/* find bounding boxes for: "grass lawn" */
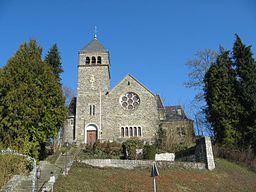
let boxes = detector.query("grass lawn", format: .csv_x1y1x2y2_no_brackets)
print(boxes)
45,150,61,164
54,159,256,192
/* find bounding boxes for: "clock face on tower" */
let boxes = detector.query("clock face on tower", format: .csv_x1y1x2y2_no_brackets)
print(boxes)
120,92,140,110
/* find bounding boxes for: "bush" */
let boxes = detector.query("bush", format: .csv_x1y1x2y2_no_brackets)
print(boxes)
94,141,122,157
213,144,256,171
80,144,110,159
0,155,32,188
122,138,143,160
143,144,156,160
78,141,122,159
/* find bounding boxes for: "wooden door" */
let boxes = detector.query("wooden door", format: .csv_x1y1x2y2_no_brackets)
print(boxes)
87,130,97,145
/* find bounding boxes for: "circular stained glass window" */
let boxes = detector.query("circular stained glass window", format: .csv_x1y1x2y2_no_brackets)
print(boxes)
120,92,140,110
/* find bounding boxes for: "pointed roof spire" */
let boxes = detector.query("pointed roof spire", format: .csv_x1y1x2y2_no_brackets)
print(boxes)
80,27,108,53
80,38,108,53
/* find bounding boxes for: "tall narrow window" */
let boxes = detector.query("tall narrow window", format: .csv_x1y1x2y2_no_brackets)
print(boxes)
70,119,74,126
97,56,101,64
177,127,186,137
121,127,124,137
138,127,142,136
89,105,96,116
93,105,95,115
134,127,137,136
85,57,90,64
130,127,133,137
89,105,92,115
125,127,128,136
92,56,96,64
181,127,185,137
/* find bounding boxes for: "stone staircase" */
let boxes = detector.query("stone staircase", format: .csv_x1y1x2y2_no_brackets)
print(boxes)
12,147,79,192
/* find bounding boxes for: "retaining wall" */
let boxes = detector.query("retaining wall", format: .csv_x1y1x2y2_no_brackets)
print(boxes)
175,136,215,170
77,159,205,170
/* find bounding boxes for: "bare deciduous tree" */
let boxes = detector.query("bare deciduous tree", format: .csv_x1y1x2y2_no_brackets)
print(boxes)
185,49,218,136
62,85,75,106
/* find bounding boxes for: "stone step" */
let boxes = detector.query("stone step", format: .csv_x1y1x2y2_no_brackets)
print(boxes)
12,147,79,192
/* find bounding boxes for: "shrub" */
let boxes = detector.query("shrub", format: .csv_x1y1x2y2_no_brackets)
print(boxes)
0,155,32,188
93,141,122,157
122,138,143,160
143,144,156,160
79,141,122,159
213,144,256,171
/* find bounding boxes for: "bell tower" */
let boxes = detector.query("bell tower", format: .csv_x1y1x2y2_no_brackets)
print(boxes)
75,36,110,144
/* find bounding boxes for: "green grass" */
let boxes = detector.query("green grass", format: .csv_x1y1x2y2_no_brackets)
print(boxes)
54,159,256,192
45,151,61,164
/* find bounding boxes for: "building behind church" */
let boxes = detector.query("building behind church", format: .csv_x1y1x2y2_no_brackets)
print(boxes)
63,37,195,147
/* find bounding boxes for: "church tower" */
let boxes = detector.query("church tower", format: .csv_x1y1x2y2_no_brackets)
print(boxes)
75,36,110,144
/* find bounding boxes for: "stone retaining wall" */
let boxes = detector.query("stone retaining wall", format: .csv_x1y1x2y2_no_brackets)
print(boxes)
0,172,33,192
175,137,215,170
0,175,23,192
77,159,205,170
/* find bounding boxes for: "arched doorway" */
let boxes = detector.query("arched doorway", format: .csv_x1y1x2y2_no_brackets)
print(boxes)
85,124,98,144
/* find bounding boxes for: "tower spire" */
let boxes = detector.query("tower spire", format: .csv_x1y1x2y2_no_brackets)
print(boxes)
94,26,97,39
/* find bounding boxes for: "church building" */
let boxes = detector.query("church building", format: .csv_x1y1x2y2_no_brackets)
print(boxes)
64,36,195,146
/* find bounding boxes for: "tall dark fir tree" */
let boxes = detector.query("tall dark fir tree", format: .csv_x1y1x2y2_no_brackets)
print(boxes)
233,35,256,151
45,44,63,83
204,48,241,147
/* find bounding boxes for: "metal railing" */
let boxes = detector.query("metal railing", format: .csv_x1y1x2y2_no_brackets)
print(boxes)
0,148,37,192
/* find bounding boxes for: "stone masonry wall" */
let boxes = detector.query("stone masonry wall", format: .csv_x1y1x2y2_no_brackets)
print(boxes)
77,159,205,170
63,116,75,143
175,137,215,170
76,64,110,144
160,120,195,147
204,137,215,170
102,75,160,143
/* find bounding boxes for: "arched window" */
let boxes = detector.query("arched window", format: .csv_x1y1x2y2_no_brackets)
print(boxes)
134,127,137,136
97,56,101,64
85,57,90,64
125,127,128,136
130,127,133,137
138,127,142,136
121,127,124,137
92,57,96,64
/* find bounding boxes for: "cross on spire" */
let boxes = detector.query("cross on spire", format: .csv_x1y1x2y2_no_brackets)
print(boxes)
94,26,97,39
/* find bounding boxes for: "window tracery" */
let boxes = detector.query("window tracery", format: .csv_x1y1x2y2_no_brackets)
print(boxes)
120,92,140,110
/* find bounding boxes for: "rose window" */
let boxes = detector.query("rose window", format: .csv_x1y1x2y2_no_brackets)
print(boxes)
120,92,140,110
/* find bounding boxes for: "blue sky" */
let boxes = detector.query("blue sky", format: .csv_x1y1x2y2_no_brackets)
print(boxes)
0,0,256,117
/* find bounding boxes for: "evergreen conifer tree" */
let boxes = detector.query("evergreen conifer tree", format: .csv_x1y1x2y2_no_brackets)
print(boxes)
0,40,66,159
204,48,242,147
44,44,63,83
233,35,256,151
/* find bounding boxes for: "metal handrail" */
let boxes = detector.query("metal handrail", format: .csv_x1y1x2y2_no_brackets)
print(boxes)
37,180,47,192
0,148,37,192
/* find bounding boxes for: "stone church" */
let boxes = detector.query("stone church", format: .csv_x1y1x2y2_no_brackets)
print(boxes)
64,36,194,145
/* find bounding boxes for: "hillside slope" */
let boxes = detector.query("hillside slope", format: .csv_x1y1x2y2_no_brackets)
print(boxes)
55,159,256,192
